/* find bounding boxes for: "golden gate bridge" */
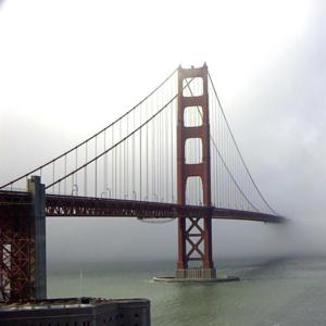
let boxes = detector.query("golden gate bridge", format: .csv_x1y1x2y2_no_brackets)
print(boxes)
0,64,285,302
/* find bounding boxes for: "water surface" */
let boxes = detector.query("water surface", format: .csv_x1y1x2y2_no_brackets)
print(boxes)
48,257,326,325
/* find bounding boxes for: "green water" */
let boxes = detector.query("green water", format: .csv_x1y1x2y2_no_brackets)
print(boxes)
48,257,326,325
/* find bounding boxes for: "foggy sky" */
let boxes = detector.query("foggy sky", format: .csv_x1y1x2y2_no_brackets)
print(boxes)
0,0,326,265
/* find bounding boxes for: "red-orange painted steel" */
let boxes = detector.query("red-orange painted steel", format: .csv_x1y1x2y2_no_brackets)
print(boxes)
0,191,285,222
0,192,36,302
176,64,214,272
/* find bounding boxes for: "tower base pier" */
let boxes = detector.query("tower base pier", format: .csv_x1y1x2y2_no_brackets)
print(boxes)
153,274,239,283
176,268,216,280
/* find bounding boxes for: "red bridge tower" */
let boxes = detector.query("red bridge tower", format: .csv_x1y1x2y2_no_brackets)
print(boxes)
176,64,216,279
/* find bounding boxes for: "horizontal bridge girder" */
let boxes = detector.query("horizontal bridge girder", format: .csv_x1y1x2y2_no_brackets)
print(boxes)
183,126,204,139
179,66,206,78
0,191,286,223
184,163,204,177
182,96,205,108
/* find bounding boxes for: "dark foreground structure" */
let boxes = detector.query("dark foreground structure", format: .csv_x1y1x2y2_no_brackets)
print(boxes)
0,297,150,326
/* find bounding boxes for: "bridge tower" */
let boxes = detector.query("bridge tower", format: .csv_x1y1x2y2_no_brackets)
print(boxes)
176,64,216,279
0,176,46,302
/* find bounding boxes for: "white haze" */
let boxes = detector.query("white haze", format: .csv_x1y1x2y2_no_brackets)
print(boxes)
0,0,326,265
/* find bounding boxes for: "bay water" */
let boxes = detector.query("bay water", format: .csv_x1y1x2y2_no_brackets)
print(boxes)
48,256,326,325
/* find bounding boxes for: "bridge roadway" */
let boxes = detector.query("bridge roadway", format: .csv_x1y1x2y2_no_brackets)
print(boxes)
0,190,285,223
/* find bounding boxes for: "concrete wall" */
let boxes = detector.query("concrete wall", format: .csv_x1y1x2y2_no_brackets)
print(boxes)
0,298,150,326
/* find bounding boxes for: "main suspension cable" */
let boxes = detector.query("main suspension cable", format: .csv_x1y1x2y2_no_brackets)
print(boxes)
208,72,277,214
0,67,178,190
45,93,179,190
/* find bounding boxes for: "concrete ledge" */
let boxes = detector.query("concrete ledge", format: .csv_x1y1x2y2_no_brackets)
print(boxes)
153,275,240,283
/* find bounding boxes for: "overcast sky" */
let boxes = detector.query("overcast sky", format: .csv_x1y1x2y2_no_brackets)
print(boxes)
1,0,326,265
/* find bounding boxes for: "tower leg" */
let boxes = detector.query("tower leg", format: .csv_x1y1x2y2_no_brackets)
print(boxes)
176,64,216,280
176,215,216,280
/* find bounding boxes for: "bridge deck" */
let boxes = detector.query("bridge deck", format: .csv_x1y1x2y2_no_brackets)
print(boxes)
0,190,285,223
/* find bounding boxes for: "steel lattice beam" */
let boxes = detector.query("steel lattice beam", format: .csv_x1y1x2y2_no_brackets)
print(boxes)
0,177,46,303
0,190,285,222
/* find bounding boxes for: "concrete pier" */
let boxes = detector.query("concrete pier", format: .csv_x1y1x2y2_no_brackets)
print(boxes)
154,267,239,283
176,268,217,280
153,275,240,283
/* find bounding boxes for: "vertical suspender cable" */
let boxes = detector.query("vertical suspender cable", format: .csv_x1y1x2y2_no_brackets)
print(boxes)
112,125,115,198
95,136,98,198
75,148,78,192
126,114,129,198
104,130,107,197
139,109,142,201
132,111,135,198
171,96,174,203
52,162,55,194
64,154,67,195
85,142,88,196
146,100,149,200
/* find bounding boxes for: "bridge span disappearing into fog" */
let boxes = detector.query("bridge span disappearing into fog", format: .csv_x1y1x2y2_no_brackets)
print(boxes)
0,64,285,302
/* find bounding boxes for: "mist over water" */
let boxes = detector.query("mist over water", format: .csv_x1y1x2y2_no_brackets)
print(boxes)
45,217,326,266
